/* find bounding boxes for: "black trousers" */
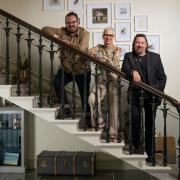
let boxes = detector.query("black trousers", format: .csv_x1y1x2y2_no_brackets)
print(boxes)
54,69,91,109
130,90,157,156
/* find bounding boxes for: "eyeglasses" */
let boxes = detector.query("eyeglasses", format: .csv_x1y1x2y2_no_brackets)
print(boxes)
103,34,114,38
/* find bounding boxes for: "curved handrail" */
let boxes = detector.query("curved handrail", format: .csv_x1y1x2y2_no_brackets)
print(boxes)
0,8,179,108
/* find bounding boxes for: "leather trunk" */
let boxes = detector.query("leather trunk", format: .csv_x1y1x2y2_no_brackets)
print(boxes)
56,151,77,176
75,151,96,176
37,151,59,175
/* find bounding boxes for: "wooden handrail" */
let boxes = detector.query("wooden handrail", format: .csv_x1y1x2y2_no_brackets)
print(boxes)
0,8,179,108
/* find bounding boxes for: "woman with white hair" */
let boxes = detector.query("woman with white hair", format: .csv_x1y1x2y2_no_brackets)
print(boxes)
88,27,121,143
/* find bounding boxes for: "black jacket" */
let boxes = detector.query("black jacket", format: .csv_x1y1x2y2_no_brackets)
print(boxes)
121,51,167,92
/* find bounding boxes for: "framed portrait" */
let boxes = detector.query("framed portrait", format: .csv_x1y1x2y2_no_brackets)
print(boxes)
115,22,131,42
115,3,131,20
67,0,84,11
116,44,130,60
93,32,103,47
74,12,84,27
43,0,65,11
146,35,160,54
134,15,148,32
86,3,112,29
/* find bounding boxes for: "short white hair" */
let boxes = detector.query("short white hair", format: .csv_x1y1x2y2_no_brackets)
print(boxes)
102,27,115,36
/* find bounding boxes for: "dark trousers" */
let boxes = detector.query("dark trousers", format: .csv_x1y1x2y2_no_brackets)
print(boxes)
131,91,157,156
54,69,91,122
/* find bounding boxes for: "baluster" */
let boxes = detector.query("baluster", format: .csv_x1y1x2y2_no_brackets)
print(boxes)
117,77,123,143
177,104,180,179
128,90,133,154
15,24,23,96
161,100,168,166
104,71,110,143
82,60,88,131
151,94,156,166
94,65,99,131
57,47,65,118
37,35,45,108
47,41,56,108
139,89,145,154
4,18,12,84
25,29,33,96
71,54,76,120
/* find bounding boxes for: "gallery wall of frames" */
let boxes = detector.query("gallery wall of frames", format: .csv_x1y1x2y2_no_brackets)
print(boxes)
43,0,160,60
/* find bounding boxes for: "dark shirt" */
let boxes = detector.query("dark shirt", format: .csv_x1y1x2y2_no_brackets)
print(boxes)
135,55,148,84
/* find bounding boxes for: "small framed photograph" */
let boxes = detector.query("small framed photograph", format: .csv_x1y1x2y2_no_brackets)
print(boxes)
115,22,131,42
134,15,148,32
68,0,84,11
115,3,131,20
75,12,84,27
93,32,103,47
43,0,65,11
146,35,160,54
86,3,112,29
116,44,130,60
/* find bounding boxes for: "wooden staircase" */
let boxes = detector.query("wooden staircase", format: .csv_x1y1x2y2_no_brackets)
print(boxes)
0,85,172,179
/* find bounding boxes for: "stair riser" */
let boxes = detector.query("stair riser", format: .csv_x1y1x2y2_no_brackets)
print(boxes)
55,123,78,133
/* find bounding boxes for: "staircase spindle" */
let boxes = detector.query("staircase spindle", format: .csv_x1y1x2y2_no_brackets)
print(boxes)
151,94,156,166
128,90,133,154
139,89,145,154
25,29,33,96
94,64,99,131
48,41,56,108
58,47,65,118
37,35,45,108
161,99,168,166
82,60,88,130
71,54,76,120
105,70,110,143
15,24,23,96
4,18,12,84
117,77,123,143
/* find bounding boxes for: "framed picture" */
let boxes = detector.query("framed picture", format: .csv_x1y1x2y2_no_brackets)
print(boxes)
115,22,131,42
93,32,103,47
115,3,131,20
86,3,112,29
134,15,148,32
75,12,84,27
43,0,65,11
68,0,84,11
146,35,160,54
116,44,130,60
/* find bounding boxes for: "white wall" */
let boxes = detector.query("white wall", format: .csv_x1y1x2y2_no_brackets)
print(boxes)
1,0,180,100
1,0,180,167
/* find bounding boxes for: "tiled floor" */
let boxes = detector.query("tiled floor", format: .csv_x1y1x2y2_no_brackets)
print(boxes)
0,170,160,180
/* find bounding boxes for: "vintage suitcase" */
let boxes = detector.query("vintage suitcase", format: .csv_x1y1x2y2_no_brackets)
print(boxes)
37,151,59,175
155,136,176,164
75,151,96,176
56,151,77,176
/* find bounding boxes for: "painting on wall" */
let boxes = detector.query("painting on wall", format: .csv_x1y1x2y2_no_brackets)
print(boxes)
68,0,84,11
115,3,131,20
87,3,112,29
115,22,131,42
147,35,160,54
75,12,84,27
43,0,65,11
134,15,148,32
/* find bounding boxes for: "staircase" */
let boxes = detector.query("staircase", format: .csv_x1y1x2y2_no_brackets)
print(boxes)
1,8,179,179
0,85,171,179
